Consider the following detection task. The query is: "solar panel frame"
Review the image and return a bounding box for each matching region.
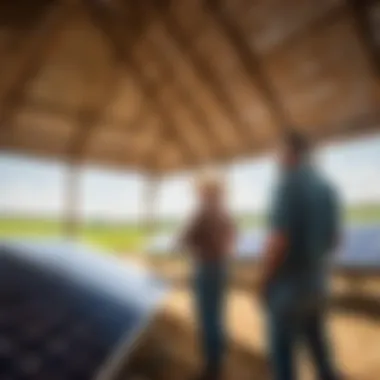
[0,239,169,380]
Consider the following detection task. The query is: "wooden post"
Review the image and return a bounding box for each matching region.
[63,162,81,239]
[143,175,159,250]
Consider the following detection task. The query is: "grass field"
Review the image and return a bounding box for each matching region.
[0,219,144,253]
[1,204,379,252]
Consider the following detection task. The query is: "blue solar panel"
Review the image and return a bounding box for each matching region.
[0,239,168,380]
[235,224,380,271]
[335,224,380,271]
[145,224,380,271]
[236,230,265,259]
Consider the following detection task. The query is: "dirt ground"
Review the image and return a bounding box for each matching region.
[163,289,380,380]
[129,257,380,379]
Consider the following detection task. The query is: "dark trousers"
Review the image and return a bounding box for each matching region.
[267,291,338,380]
[193,261,227,376]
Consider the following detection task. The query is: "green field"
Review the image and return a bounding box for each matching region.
[1,204,379,253]
[0,219,145,253]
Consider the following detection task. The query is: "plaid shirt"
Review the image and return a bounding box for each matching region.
[182,208,236,261]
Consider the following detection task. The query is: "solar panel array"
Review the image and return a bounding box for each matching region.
[337,224,380,271]
[147,224,380,271]
[0,240,168,380]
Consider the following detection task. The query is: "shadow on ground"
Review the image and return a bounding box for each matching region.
[332,294,380,321]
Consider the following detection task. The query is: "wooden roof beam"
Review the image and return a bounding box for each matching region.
[12,95,145,133]
[150,0,257,156]
[347,0,380,77]
[17,97,78,120]
[268,3,346,56]
[204,0,290,131]
[0,1,72,135]
[25,96,145,132]
[66,65,122,161]
[315,110,380,141]
[161,110,380,174]
[136,0,226,160]
[82,0,199,169]
[113,0,215,170]
[148,43,224,159]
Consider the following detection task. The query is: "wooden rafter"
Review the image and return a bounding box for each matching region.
[0,1,72,133]
[148,43,224,158]
[204,0,290,131]
[14,96,143,135]
[116,0,223,164]
[17,97,77,121]
[67,62,123,161]
[315,110,380,141]
[347,0,380,77]
[82,0,199,169]
[160,110,380,174]
[150,0,257,155]
[267,3,346,57]
[144,35,225,159]
[138,0,236,157]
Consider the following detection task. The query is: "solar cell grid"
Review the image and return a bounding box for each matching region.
[146,224,380,270]
[0,241,168,380]
[240,225,380,265]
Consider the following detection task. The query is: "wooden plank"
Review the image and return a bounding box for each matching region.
[152,1,256,153]
[0,1,72,132]
[119,2,212,170]
[224,0,345,55]
[204,0,291,131]
[265,2,346,57]
[67,62,123,160]
[82,0,200,169]
[145,29,225,160]
[347,0,380,76]
[16,97,77,121]
[264,14,377,130]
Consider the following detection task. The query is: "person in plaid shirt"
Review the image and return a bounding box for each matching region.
[179,170,236,380]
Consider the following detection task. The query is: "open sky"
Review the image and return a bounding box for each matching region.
[1,133,380,221]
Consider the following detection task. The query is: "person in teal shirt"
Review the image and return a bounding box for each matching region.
[261,131,341,380]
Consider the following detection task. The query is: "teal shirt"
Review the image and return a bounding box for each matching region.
[268,162,340,309]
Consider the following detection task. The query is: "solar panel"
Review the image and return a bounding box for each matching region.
[236,230,265,260]
[144,224,380,274]
[234,224,380,272]
[0,239,168,380]
[335,224,380,271]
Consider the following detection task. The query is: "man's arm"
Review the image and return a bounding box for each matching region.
[260,180,294,294]
[261,232,289,289]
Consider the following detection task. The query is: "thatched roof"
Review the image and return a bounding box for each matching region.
[0,0,379,173]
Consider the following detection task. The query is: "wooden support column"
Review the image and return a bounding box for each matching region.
[63,161,81,239]
[143,174,160,248]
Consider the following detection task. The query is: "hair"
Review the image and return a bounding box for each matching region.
[195,167,225,193]
[284,129,310,157]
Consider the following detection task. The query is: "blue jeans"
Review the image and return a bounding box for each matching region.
[266,283,338,380]
[193,261,227,375]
